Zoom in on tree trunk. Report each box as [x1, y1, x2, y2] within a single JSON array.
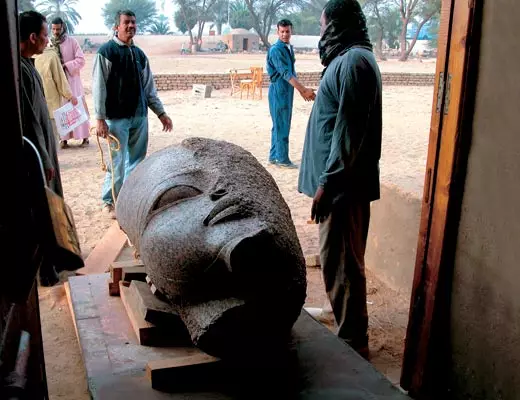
[[243, 0, 271, 49], [375, 28, 386, 60], [398, 17, 409, 61], [179, 3, 194, 47], [196, 21, 206, 50], [402, 14, 435, 61], [216, 22, 222, 35]]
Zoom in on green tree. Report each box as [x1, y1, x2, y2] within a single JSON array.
[[229, 0, 253, 30], [149, 14, 171, 34], [174, 0, 218, 50], [36, 0, 81, 33], [395, 0, 441, 61], [427, 15, 439, 49], [287, 10, 320, 36], [243, 0, 301, 48], [211, 0, 228, 34], [102, 0, 158, 33], [174, 9, 196, 33], [364, 0, 400, 59], [18, 0, 35, 12]]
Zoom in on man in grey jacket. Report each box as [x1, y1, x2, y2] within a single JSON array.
[[298, 0, 382, 359], [93, 9, 173, 219]]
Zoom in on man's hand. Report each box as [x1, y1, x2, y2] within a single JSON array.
[[159, 114, 173, 132], [311, 186, 331, 223], [70, 96, 78, 106], [300, 87, 316, 102], [45, 167, 55, 183], [96, 119, 109, 138]]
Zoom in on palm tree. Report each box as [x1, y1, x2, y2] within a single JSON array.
[[229, 0, 252, 30], [36, 0, 82, 34], [149, 14, 171, 35]]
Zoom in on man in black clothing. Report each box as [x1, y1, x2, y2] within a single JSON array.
[[298, 0, 382, 359]]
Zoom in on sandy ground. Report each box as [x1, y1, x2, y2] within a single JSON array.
[[38, 46, 434, 398]]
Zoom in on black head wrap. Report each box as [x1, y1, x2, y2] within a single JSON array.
[[318, 0, 372, 74]]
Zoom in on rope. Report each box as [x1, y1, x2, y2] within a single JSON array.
[[91, 127, 121, 204]]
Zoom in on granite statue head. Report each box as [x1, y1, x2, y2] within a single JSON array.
[[116, 138, 307, 357]]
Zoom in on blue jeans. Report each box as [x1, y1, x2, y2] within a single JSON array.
[[101, 116, 148, 205]]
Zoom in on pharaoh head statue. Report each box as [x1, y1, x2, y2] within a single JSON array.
[[116, 138, 306, 357]]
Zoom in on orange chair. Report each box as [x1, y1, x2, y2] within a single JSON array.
[[250, 66, 264, 100], [239, 67, 264, 100]]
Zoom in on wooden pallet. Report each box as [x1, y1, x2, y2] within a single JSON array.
[[66, 273, 410, 399]]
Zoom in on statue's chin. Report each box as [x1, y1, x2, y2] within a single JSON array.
[[181, 298, 294, 359]]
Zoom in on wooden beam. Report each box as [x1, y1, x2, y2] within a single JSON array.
[[146, 353, 220, 391], [119, 282, 189, 347], [76, 221, 128, 276], [108, 260, 145, 296], [120, 282, 158, 346]]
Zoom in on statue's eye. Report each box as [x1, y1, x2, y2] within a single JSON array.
[[153, 185, 202, 210]]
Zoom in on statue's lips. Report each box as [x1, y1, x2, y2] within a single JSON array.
[[203, 198, 251, 227], [203, 204, 243, 226]]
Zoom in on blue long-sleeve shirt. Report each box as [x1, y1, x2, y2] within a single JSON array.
[[267, 40, 296, 85], [298, 47, 382, 202]]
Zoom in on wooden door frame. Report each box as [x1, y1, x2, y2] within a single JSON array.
[[401, 0, 483, 397]]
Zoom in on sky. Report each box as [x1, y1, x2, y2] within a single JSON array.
[[74, 0, 177, 34]]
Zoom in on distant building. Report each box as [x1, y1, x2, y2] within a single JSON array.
[[224, 28, 260, 52]]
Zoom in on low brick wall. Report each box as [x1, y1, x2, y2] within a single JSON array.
[[153, 71, 434, 91]]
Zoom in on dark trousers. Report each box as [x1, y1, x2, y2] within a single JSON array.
[[319, 198, 370, 343]]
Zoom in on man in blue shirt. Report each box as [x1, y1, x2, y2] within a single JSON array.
[[299, 0, 382, 359], [266, 19, 315, 169]]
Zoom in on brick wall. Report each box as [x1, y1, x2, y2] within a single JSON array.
[[153, 71, 434, 91]]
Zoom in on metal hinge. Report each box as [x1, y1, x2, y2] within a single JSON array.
[[436, 71, 445, 113], [444, 73, 452, 115], [436, 71, 452, 115], [424, 167, 432, 204]]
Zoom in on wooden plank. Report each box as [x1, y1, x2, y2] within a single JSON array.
[[122, 266, 147, 282], [401, 0, 482, 396], [129, 281, 182, 327], [146, 353, 220, 391], [109, 260, 146, 296], [120, 282, 158, 346], [64, 281, 79, 342], [76, 221, 128, 276], [120, 282, 188, 347]]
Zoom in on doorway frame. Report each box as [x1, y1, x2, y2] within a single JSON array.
[[400, 0, 483, 397]]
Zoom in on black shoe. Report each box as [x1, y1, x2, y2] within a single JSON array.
[[278, 161, 298, 169], [268, 159, 279, 165]]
